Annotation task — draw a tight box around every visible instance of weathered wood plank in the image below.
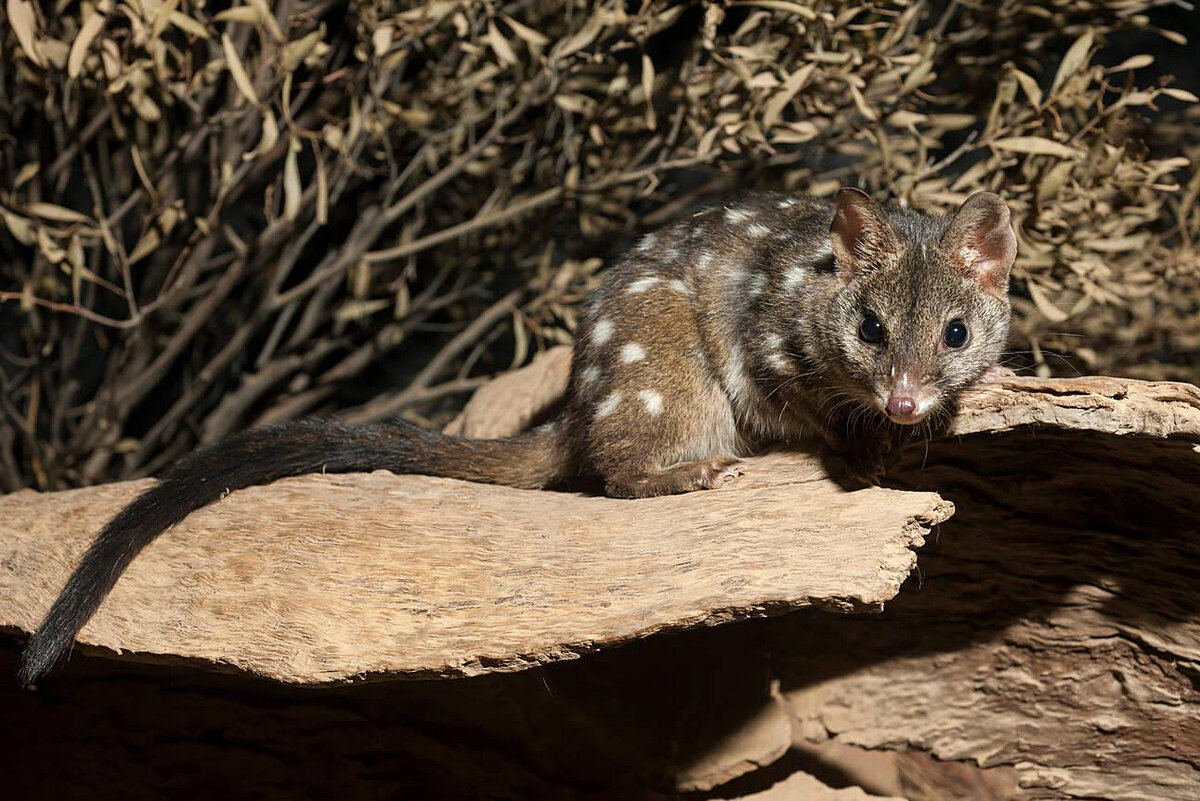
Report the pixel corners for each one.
[0,448,947,684]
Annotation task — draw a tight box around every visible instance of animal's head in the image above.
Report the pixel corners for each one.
[822,187,1016,425]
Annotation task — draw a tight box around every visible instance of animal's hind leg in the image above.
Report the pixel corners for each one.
[571,280,745,499]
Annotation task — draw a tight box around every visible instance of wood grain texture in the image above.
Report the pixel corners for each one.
[0,450,947,684]
[951,373,1200,439]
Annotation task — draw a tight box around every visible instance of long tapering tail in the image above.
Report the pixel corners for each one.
[19,417,574,686]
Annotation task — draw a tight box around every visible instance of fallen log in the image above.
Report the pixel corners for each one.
[2,347,1198,799]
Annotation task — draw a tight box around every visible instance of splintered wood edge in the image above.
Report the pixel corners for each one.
[953,374,1200,441]
[0,474,952,684]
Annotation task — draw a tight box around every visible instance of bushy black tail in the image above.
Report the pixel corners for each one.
[20,417,572,686]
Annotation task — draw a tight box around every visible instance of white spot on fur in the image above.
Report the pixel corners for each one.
[777,198,798,209]
[661,247,681,261]
[723,261,749,285]
[764,333,783,352]
[620,343,646,363]
[636,233,657,253]
[667,279,695,296]
[748,273,767,297]
[581,365,601,384]
[782,265,806,291]
[767,353,791,373]
[627,277,661,294]
[638,389,664,416]
[694,251,715,271]
[725,208,752,224]
[746,222,771,238]
[596,391,622,418]
[592,318,614,345]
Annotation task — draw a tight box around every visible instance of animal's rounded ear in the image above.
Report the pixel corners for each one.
[830,188,899,284]
[941,192,1017,298]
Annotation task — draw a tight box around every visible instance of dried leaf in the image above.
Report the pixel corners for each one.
[1011,69,1042,108]
[1050,29,1093,95]
[281,26,324,71]
[334,299,390,322]
[26,202,91,224]
[312,140,328,226]
[282,137,302,221]
[249,0,284,42]
[762,63,814,130]
[1029,281,1070,323]
[553,94,591,113]
[13,161,39,189]
[1107,54,1154,73]
[372,25,394,56]
[992,137,1082,159]
[848,84,877,121]
[222,32,258,104]
[488,18,518,66]
[736,0,816,19]
[168,11,209,39]
[214,7,259,25]
[37,227,66,263]
[641,53,656,129]
[0,208,37,245]
[68,6,108,78]
[128,227,162,265]
[243,111,280,161]
[7,0,45,67]
[1161,88,1199,103]
[501,14,549,47]
[550,16,603,61]
[1088,235,1149,253]
[151,0,179,40]
[1036,160,1075,204]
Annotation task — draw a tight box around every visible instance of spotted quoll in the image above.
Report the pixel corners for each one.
[565,187,1016,496]
[20,187,1017,686]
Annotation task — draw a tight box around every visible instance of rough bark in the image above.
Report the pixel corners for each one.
[3,347,1199,800]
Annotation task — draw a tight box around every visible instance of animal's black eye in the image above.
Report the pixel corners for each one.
[858,314,885,345]
[944,320,969,349]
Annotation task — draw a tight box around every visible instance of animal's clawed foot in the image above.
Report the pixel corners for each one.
[698,457,745,489]
[980,364,1017,383]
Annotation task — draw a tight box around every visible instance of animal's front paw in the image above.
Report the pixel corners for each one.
[607,457,746,498]
[824,443,887,489]
[700,457,745,489]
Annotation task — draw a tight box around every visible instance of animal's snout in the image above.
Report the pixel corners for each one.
[886,394,918,420]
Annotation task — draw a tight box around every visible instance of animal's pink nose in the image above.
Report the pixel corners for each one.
[887,395,917,418]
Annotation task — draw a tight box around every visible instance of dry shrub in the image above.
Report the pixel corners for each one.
[0,0,1196,490]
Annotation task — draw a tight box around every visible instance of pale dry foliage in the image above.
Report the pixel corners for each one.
[0,0,1196,490]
